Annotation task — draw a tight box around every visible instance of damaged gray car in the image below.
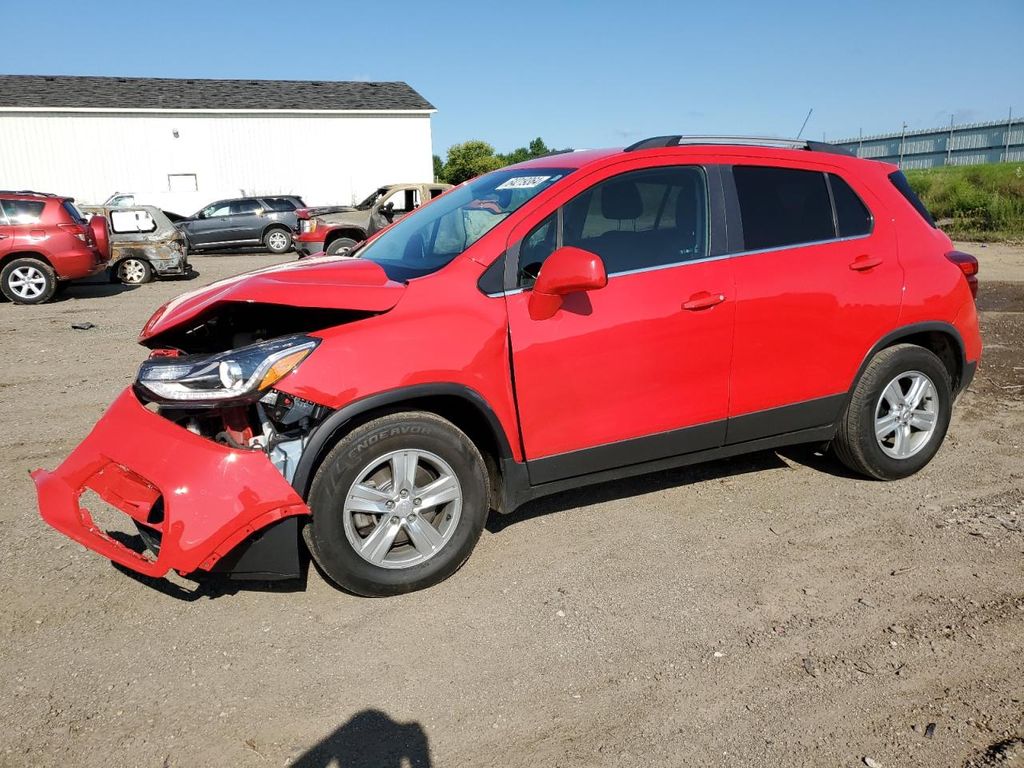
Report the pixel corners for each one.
[82,205,191,284]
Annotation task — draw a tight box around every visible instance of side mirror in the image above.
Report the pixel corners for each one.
[528,246,607,320]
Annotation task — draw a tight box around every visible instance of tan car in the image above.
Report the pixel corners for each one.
[80,205,190,284]
[293,183,452,256]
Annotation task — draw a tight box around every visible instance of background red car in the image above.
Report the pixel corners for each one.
[0,190,110,304]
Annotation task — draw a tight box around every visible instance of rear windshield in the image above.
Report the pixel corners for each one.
[888,171,936,227]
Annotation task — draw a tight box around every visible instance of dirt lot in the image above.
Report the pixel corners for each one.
[1,245,1022,768]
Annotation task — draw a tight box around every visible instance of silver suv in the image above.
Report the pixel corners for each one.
[176,195,305,254]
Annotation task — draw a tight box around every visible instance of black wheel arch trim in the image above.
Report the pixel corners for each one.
[262,224,292,240]
[849,321,969,400]
[324,227,368,244]
[290,383,515,498]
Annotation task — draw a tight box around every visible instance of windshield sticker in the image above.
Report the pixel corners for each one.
[495,176,553,190]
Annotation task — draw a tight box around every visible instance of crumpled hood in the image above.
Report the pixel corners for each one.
[140,256,404,342]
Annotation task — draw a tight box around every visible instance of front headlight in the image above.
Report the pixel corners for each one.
[136,335,319,405]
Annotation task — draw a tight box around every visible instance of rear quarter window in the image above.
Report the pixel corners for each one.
[0,199,46,224]
[828,174,873,237]
[888,170,936,227]
[263,198,298,212]
[61,200,88,225]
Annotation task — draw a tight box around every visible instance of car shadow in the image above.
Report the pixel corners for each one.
[773,442,866,480]
[54,281,139,301]
[290,710,432,768]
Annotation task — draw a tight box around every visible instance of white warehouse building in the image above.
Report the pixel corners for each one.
[0,75,437,211]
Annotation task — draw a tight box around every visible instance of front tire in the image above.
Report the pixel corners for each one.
[264,228,293,254]
[326,237,358,256]
[833,344,952,480]
[307,412,489,596]
[1,257,57,304]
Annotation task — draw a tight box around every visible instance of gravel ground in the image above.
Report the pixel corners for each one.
[1,245,1022,768]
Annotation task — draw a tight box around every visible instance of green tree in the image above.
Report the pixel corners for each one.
[432,154,444,182]
[527,137,549,157]
[442,140,504,185]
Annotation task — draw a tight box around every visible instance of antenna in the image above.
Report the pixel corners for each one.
[796,108,813,139]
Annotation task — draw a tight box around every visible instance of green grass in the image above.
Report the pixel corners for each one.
[905,162,1024,242]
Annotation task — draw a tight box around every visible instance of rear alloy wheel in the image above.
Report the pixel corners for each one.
[326,237,358,256]
[116,258,153,285]
[1,257,57,304]
[264,228,292,254]
[307,412,489,596]
[832,344,952,480]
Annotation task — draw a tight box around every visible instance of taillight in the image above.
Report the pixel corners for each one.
[946,250,979,300]
[58,223,88,242]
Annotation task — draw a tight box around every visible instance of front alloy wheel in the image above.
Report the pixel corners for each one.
[343,449,463,569]
[308,411,489,596]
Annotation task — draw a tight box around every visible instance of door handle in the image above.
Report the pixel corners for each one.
[849,255,883,271]
[0,234,8,240]
[683,291,726,311]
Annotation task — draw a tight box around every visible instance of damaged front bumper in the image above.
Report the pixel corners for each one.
[31,388,310,580]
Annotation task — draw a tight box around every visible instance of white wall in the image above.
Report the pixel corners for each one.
[0,111,434,210]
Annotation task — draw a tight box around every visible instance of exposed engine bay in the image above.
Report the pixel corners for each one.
[136,302,362,484]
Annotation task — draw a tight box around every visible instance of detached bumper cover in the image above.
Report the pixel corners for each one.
[31,388,309,578]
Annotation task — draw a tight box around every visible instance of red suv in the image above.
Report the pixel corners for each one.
[33,137,981,596]
[0,191,110,304]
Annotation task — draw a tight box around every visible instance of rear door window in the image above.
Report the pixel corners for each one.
[828,174,872,237]
[229,199,261,215]
[732,166,835,250]
[1,199,46,224]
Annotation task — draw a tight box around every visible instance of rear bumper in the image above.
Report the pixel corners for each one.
[56,247,109,280]
[32,388,309,578]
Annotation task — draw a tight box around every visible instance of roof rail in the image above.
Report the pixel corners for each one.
[0,189,60,197]
[623,135,854,157]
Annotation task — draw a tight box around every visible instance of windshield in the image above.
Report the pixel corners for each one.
[359,168,573,281]
[356,188,388,210]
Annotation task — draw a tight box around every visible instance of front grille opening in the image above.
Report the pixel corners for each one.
[79,489,154,561]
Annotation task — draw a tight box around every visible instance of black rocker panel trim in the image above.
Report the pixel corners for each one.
[725,394,845,445]
[503,424,836,513]
[527,420,725,485]
[290,383,515,498]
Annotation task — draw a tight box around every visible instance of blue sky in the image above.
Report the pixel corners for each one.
[2,0,1021,156]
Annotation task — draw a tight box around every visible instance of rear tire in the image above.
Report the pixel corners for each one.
[326,237,358,256]
[833,344,952,480]
[307,412,489,596]
[1,257,57,304]
[115,257,153,285]
[264,228,293,254]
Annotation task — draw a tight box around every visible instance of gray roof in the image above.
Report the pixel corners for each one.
[0,75,434,111]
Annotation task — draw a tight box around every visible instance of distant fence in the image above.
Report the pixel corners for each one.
[833,115,1024,169]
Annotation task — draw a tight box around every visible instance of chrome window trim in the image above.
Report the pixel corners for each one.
[486,232,873,298]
